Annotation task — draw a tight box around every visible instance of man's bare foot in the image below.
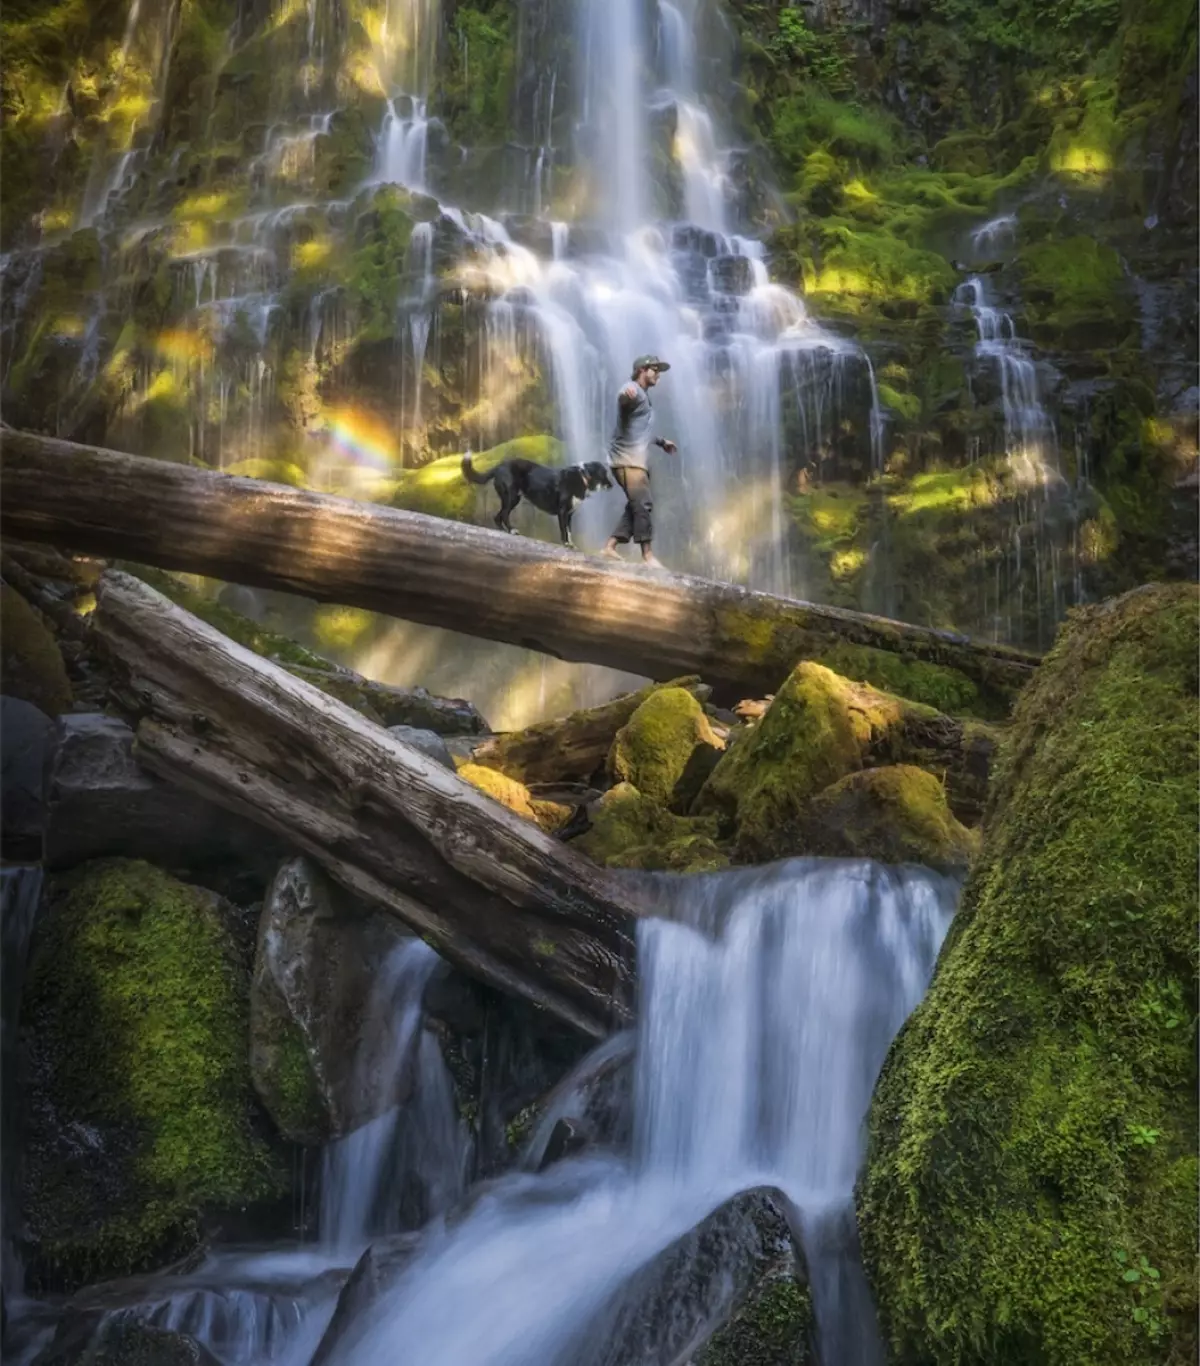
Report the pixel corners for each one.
[640,551,665,569]
[601,544,623,560]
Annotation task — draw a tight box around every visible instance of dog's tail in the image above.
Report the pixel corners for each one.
[461,454,495,485]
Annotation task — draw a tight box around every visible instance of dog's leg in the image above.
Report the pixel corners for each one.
[501,489,522,535]
[559,503,575,548]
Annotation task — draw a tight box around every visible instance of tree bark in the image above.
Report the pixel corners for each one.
[1,430,1040,701]
[90,570,645,1038]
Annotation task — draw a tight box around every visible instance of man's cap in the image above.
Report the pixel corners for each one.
[632,354,670,373]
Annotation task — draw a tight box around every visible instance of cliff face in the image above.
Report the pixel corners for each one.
[1,0,1194,676]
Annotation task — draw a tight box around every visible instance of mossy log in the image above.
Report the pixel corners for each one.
[88,570,645,1038]
[0,431,1040,702]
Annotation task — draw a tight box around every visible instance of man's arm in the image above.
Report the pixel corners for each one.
[654,437,678,454]
[618,383,640,408]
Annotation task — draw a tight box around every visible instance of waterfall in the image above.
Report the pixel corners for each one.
[320,939,468,1250]
[324,859,958,1365]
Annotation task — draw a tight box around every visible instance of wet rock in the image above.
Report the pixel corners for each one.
[309,1233,422,1366]
[43,714,288,899]
[33,1317,220,1366]
[0,695,55,860]
[574,1188,813,1366]
[710,254,754,296]
[387,724,456,771]
[522,1031,636,1170]
[249,856,412,1144]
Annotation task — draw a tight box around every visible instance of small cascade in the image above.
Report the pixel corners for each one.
[326,859,957,1366]
[375,98,431,192]
[320,940,468,1250]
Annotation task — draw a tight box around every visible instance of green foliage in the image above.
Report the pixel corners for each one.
[767,10,850,91]
[440,0,514,145]
[860,584,1199,1366]
[348,186,415,342]
[24,860,286,1289]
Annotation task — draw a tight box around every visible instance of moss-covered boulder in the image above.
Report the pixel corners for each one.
[859,584,1199,1366]
[608,687,724,806]
[34,1317,220,1366]
[22,860,286,1291]
[575,783,729,874]
[786,765,979,872]
[0,583,73,717]
[696,662,894,857]
[457,762,568,834]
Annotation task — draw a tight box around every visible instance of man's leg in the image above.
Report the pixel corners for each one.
[624,468,661,567]
[603,468,635,558]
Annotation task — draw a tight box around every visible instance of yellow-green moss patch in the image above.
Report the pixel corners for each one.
[608,686,724,805]
[575,783,729,874]
[23,859,286,1291]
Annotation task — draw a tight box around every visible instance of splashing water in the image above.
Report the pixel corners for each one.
[322,859,958,1366]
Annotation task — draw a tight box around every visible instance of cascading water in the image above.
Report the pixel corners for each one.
[314,859,958,1365]
[320,939,468,1249]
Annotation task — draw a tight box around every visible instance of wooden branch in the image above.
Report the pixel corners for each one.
[1,430,1040,700]
[89,570,645,1037]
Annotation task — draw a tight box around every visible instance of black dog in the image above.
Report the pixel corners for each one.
[462,455,613,547]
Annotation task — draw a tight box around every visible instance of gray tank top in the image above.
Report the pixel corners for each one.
[607,381,655,468]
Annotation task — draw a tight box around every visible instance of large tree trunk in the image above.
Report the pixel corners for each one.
[89,570,645,1037]
[1,430,1040,701]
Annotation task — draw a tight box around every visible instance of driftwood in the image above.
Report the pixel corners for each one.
[89,570,646,1037]
[468,676,709,784]
[1,431,1040,701]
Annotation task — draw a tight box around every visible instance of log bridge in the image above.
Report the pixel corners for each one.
[2,430,1041,1033]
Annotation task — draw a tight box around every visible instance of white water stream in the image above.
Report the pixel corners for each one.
[313,859,957,1366]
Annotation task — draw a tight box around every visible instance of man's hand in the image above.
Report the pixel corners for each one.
[661,439,677,454]
[620,383,640,406]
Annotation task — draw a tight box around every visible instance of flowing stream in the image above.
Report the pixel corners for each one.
[308,858,957,1366]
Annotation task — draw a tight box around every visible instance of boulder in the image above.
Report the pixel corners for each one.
[0,695,55,860]
[248,856,412,1145]
[785,765,980,873]
[309,1233,422,1366]
[860,585,1199,1366]
[387,724,456,771]
[574,784,729,874]
[42,714,289,898]
[0,584,72,717]
[521,1031,636,1171]
[608,687,725,807]
[576,1188,813,1366]
[710,254,755,295]
[22,860,287,1293]
[696,662,993,861]
[457,762,571,834]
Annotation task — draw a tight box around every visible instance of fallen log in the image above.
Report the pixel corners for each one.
[89,569,646,1037]
[1,430,1040,701]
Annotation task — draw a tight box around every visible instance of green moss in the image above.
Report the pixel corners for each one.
[24,860,285,1290]
[576,783,729,874]
[877,382,922,423]
[223,457,308,487]
[860,584,1199,1366]
[347,186,415,342]
[696,662,896,858]
[459,762,539,824]
[252,1009,325,1145]
[391,436,565,522]
[440,0,515,146]
[696,1273,815,1366]
[813,643,996,718]
[52,1318,215,1366]
[608,687,723,805]
[788,764,980,871]
[1018,233,1132,345]
[0,582,73,716]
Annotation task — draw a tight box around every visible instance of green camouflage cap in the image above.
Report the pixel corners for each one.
[631,354,671,374]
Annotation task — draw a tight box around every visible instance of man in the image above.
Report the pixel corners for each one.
[601,354,678,569]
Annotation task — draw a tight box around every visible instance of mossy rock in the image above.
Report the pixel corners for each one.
[22,860,286,1292]
[813,642,1003,719]
[859,584,1199,1366]
[0,583,73,717]
[391,436,564,523]
[696,662,906,860]
[36,1317,219,1366]
[785,765,979,872]
[222,458,308,487]
[608,687,724,806]
[575,783,729,874]
[695,1271,815,1365]
[459,762,565,834]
